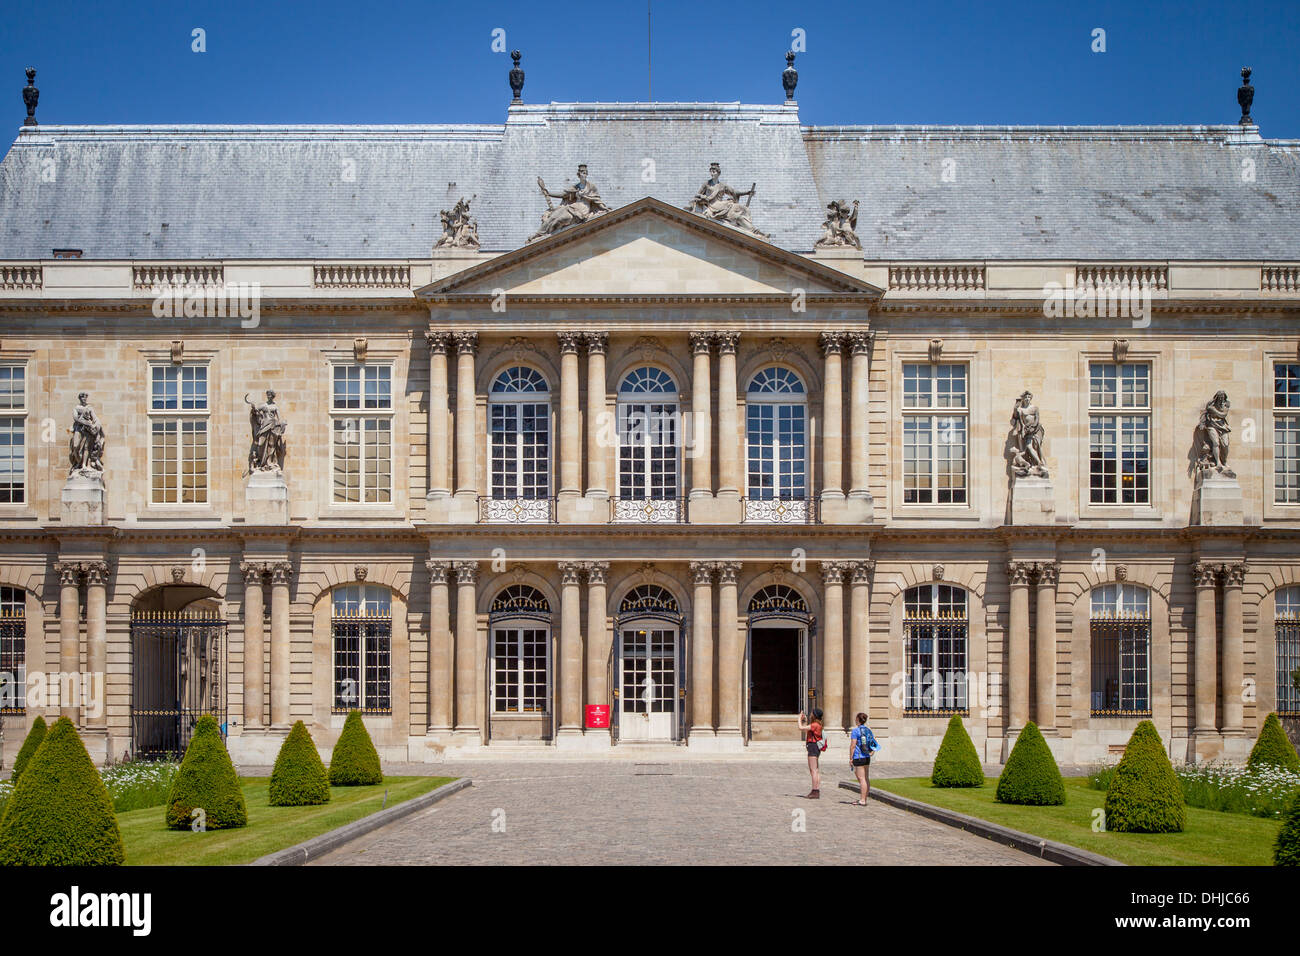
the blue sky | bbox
[3,0,1298,136]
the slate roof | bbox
[2,102,1298,261]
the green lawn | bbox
[118,776,455,866]
[870,777,1281,866]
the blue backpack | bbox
[855,726,876,758]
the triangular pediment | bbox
[418,197,879,298]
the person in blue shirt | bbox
[849,712,878,806]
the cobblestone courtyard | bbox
[309,760,1050,866]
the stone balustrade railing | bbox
[313,263,412,289]
[0,264,42,289]
[1075,264,1168,291]
[132,263,225,290]
[888,264,986,292]
[1262,266,1300,293]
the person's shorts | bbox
[852,756,871,767]
[806,741,821,757]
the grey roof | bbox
[2,102,1298,261]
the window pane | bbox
[0,417,25,504]
[0,367,25,411]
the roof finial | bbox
[782,51,798,102]
[1237,67,1254,126]
[509,50,524,105]
[22,67,38,127]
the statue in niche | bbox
[68,391,105,475]
[684,162,770,240]
[528,164,610,242]
[244,389,288,475]
[435,196,480,249]
[1194,390,1235,478]
[815,199,861,249]
[1009,391,1048,478]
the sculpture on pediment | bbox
[684,163,770,241]
[1194,390,1235,478]
[69,391,105,475]
[528,165,610,242]
[435,196,479,250]
[245,389,287,474]
[1009,391,1048,478]
[815,199,861,249]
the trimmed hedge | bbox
[9,715,47,782]
[995,721,1066,806]
[328,710,383,786]
[1103,720,1186,833]
[931,714,985,788]
[0,716,124,865]
[165,714,247,830]
[269,721,331,806]
[1247,712,1300,773]
[1276,793,1300,866]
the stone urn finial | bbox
[1238,67,1254,125]
[509,50,525,105]
[22,67,38,127]
[782,52,798,101]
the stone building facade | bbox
[1,98,1298,765]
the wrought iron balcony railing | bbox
[609,497,689,524]
[478,496,557,524]
[741,496,820,524]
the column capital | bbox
[583,561,610,585]
[820,560,848,585]
[689,560,715,586]
[1035,561,1060,586]
[713,331,740,355]
[425,330,452,353]
[558,561,583,585]
[1222,561,1248,587]
[269,561,293,585]
[82,560,110,586]
[557,331,583,354]
[453,560,479,585]
[582,331,609,355]
[846,330,874,355]
[819,331,847,356]
[240,560,268,585]
[716,561,741,585]
[689,331,714,355]
[1193,561,1222,588]
[425,559,452,584]
[850,559,875,583]
[1007,561,1035,586]
[451,330,479,355]
[54,561,83,586]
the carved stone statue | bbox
[1195,390,1235,478]
[684,163,770,241]
[1009,391,1048,478]
[245,390,287,474]
[528,165,610,242]
[815,199,861,249]
[68,391,105,475]
[435,196,479,249]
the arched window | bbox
[618,585,681,621]
[1089,584,1151,716]
[0,586,24,715]
[748,585,811,621]
[486,367,550,522]
[903,585,968,714]
[491,585,551,715]
[1276,587,1300,716]
[615,368,682,522]
[746,367,808,521]
[331,585,391,714]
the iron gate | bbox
[130,612,227,760]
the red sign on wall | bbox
[586,704,610,729]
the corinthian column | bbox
[1221,562,1247,736]
[584,333,609,500]
[1193,562,1220,736]
[426,560,453,733]
[847,331,873,510]
[689,333,713,501]
[715,332,741,502]
[557,562,584,739]
[716,561,743,742]
[584,562,610,734]
[269,561,292,729]
[557,333,582,502]
[55,562,81,721]
[453,561,479,733]
[821,562,847,733]
[848,560,873,718]
[819,332,846,501]
[1034,562,1058,731]
[83,561,108,730]
[425,331,451,499]
[452,331,478,500]
[689,561,715,738]
[1007,561,1033,734]
[241,561,266,729]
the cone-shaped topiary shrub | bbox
[269,720,330,806]
[931,714,985,788]
[328,710,382,786]
[995,721,1066,805]
[1103,720,1185,833]
[9,714,47,782]
[0,716,124,865]
[164,714,246,830]
[1247,712,1300,773]
[1275,792,1300,866]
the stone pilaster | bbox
[269,561,292,729]
[848,560,873,719]
[1006,560,1034,736]
[453,561,479,735]
[689,561,715,738]
[688,332,713,501]
[557,332,583,519]
[1193,561,1221,739]
[584,332,609,501]
[715,332,741,502]
[821,561,847,733]
[426,559,453,733]
[556,561,584,740]
[1221,562,1247,736]
[1034,562,1059,731]
[83,561,108,730]
[55,561,82,721]
[846,330,874,518]
[425,331,451,499]
[240,561,267,729]
[450,331,479,523]
[715,561,743,744]
[584,561,610,741]
[819,332,845,501]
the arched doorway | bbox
[615,585,684,742]
[129,584,226,760]
[746,584,815,739]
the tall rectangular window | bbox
[0,366,26,504]
[331,585,391,714]
[902,363,967,504]
[331,364,392,504]
[1277,588,1300,717]
[0,586,24,714]
[1274,363,1300,504]
[150,364,208,504]
[1089,584,1151,715]
[1089,362,1150,505]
